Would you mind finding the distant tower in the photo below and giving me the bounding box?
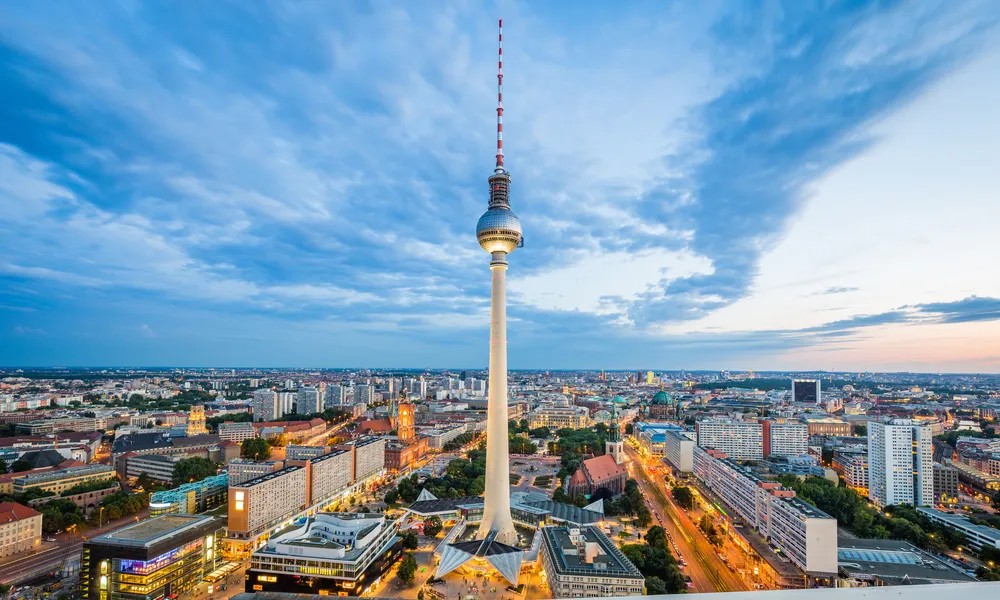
[397,388,415,443]
[186,405,208,436]
[474,17,522,547]
[606,403,624,464]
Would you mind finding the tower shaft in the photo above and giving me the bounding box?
[478,259,517,544]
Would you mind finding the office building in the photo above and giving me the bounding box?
[296,386,321,415]
[13,464,116,495]
[792,379,821,404]
[527,404,590,430]
[252,389,278,422]
[540,526,645,598]
[227,459,283,486]
[693,446,838,577]
[917,508,1000,551]
[80,514,224,599]
[149,473,228,516]
[933,463,959,503]
[126,454,184,483]
[804,417,852,437]
[246,513,402,595]
[0,502,42,559]
[227,467,308,556]
[663,430,695,473]
[762,420,809,458]
[868,419,933,508]
[218,421,255,443]
[695,419,763,460]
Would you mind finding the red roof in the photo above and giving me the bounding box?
[358,419,393,434]
[0,501,41,524]
[581,454,627,484]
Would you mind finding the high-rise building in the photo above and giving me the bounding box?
[792,379,821,404]
[252,389,278,422]
[868,419,933,508]
[354,384,374,405]
[325,384,346,407]
[761,419,809,458]
[645,371,655,385]
[296,386,321,415]
[695,419,763,460]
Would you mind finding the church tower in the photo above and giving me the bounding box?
[397,387,415,443]
[606,402,624,464]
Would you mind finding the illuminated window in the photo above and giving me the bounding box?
[99,576,108,590]
[235,491,245,501]
[235,501,244,511]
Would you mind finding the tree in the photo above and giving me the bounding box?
[241,438,272,461]
[401,530,419,550]
[424,516,443,537]
[384,489,400,506]
[671,486,694,510]
[0,460,6,475]
[635,505,652,528]
[644,576,667,595]
[992,492,1000,512]
[417,589,425,600]
[398,553,418,584]
[171,457,217,487]
[854,424,867,437]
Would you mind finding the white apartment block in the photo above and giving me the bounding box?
[219,421,256,443]
[229,466,309,541]
[349,436,386,482]
[325,384,346,407]
[227,459,283,486]
[309,449,354,504]
[253,389,278,422]
[297,387,321,415]
[695,419,763,460]
[424,425,469,449]
[354,384,374,405]
[277,391,296,417]
[763,420,809,458]
[664,430,695,473]
[868,419,933,508]
[692,446,838,575]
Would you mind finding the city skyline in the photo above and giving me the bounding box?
[3,2,1000,372]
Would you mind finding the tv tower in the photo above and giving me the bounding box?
[474,17,522,546]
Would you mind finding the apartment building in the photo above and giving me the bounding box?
[285,445,327,461]
[125,454,184,483]
[325,384,346,407]
[228,467,309,544]
[868,419,933,508]
[308,449,353,505]
[663,430,696,473]
[692,446,838,577]
[0,502,42,558]
[695,419,764,460]
[218,421,256,443]
[354,384,374,405]
[762,420,809,458]
[252,389,278,422]
[296,387,321,415]
[833,451,869,493]
[344,436,386,482]
[227,458,284,486]
[540,526,645,598]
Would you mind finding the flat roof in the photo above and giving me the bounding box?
[543,526,643,579]
[917,508,1000,541]
[837,537,975,584]
[92,514,217,548]
[14,463,113,483]
[235,466,302,488]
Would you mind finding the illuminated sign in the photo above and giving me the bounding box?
[119,541,200,575]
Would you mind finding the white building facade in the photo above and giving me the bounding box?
[868,419,933,508]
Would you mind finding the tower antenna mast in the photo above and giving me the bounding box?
[496,18,504,172]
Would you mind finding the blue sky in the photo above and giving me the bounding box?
[3,1,1000,371]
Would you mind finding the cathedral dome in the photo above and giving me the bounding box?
[651,391,673,405]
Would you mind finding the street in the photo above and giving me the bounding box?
[623,443,749,594]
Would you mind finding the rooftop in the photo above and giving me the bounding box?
[837,537,975,585]
[14,463,113,484]
[542,526,643,579]
[234,466,303,488]
[92,514,218,548]
[0,501,41,524]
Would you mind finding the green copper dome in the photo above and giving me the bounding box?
[651,390,673,405]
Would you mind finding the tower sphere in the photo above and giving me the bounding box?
[476,207,522,254]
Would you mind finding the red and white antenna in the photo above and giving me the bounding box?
[495,18,504,171]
